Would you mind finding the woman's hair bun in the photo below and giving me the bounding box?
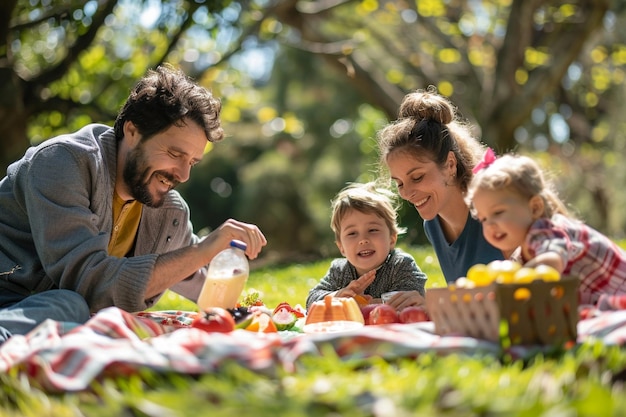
[398,86,454,125]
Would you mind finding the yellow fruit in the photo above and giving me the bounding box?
[534,265,560,282]
[514,267,537,284]
[493,260,522,284]
[467,264,495,286]
[496,273,515,284]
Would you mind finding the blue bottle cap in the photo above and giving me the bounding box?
[230,240,247,251]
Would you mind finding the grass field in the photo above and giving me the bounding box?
[3,245,626,416]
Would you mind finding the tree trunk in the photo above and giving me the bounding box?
[0,67,28,175]
[0,0,28,174]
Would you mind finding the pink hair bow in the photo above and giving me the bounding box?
[472,148,496,174]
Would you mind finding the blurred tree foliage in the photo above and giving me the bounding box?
[2,0,626,262]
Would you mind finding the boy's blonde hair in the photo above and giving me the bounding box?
[331,182,405,241]
[466,154,570,218]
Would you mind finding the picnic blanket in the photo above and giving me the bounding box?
[1,304,625,393]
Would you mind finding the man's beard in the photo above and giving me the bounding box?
[122,146,178,208]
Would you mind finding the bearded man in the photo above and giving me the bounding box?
[0,65,266,343]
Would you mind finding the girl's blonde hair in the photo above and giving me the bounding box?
[377,86,485,192]
[331,182,405,241]
[466,153,570,218]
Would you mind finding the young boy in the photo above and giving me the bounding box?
[306,182,427,311]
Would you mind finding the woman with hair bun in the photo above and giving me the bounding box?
[377,86,504,283]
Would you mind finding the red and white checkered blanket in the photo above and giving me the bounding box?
[1,305,625,393]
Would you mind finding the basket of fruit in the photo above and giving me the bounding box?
[425,261,579,346]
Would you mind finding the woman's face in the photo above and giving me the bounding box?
[386,150,456,220]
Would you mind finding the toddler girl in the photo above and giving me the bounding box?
[466,150,626,305]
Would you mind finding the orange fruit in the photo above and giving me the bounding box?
[244,312,278,333]
[353,294,369,306]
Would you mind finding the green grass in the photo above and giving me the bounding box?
[3,340,626,416]
[3,244,626,416]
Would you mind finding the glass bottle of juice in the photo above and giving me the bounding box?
[197,240,249,310]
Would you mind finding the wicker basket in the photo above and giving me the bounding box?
[425,276,579,345]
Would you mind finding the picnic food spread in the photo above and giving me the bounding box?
[190,258,580,347]
[191,290,438,335]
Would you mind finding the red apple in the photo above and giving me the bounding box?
[359,304,379,325]
[369,304,399,325]
[399,306,430,323]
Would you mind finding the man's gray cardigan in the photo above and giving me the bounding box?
[0,124,205,313]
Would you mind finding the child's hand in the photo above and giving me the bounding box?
[336,269,377,298]
[523,251,564,273]
[384,291,425,310]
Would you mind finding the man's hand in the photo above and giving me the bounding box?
[206,218,267,259]
[148,218,267,298]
